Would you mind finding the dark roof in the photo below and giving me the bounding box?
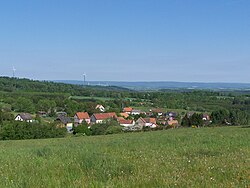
[187,111,195,118]
[167,112,178,117]
[17,113,32,120]
[56,116,72,124]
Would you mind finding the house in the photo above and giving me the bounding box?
[144,118,158,128]
[56,111,67,117]
[202,113,210,121]
[134,117,146,130]
[120,112,130,119]
[118,118,135,127]
[56,115,73,132]
[167,120,179,127]
[152,108,164,116]
[123,107,133,114]
[74,112,90,125]
[166,112,178,118]
[146,111,154,117]
[15,113,33,123]
[135,117,158,129]
[90,112,117,124]
[95,105,105,112]
[131,109,141,115]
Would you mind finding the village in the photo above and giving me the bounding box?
[14,104,211,133]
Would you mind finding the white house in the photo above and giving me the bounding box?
[15,113,33,123]
[135,117,158,129]
[131,109,141,115]
[118,118,135,127]
[95,105,105,112]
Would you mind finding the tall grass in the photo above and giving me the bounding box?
[0,127,249,187]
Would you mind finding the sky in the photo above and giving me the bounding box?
[0,0,250,82]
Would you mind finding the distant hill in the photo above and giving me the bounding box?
[0,77,131,94]
[55,80,250,91]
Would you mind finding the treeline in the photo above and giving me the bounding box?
[0,77,130,97]
[181,109,249,127]
[0,121,66,140]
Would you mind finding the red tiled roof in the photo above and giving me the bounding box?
[76,112,90,119]
[144,118,157,124]
[119,119,133,124]
[123,107,133,112]
[93,113,117,120]
[120,113,129,118]
[168,120,178,126]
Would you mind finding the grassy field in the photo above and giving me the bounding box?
[0,127,249,188]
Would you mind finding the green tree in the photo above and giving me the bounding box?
[190,113,203,127]
[37,99,56,114]
[181,114,190,127]
[211,109,230,125]
[73,121,92,136]
[14,97,35,113]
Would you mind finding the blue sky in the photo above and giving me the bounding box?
[0,0,249,82]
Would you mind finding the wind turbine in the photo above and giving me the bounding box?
[12,66,16,78]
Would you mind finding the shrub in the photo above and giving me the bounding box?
[0,121,67,140]
[105,126,122,135]
[91,119,122,135]
[73,124,92,136]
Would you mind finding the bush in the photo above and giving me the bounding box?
[105,126,122,135]
[73,124,92,136]
[90,123,108,135]
[0,121,67,140]
[91,119,122,135]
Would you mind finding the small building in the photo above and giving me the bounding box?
[120,112,130,119]
[74,112,90,125]
[90,112,117,124]
[131,109,141,115]
[167,120,179,127]
[56,115,73,132]
[118,118,135,127]
[144,118,158,128]
[166,112,178,118]
[152,108,164,116]
[15,113,33,123]
[202,113,210,121]
[123,107,133,114]
[95,105,105,112]
[135,117,146,129]
[135,117,158,129]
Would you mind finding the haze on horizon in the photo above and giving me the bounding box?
[0,0,250,83]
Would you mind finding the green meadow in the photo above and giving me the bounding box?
[0,127,249,188]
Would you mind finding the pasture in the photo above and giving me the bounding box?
[0,127,249,187]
